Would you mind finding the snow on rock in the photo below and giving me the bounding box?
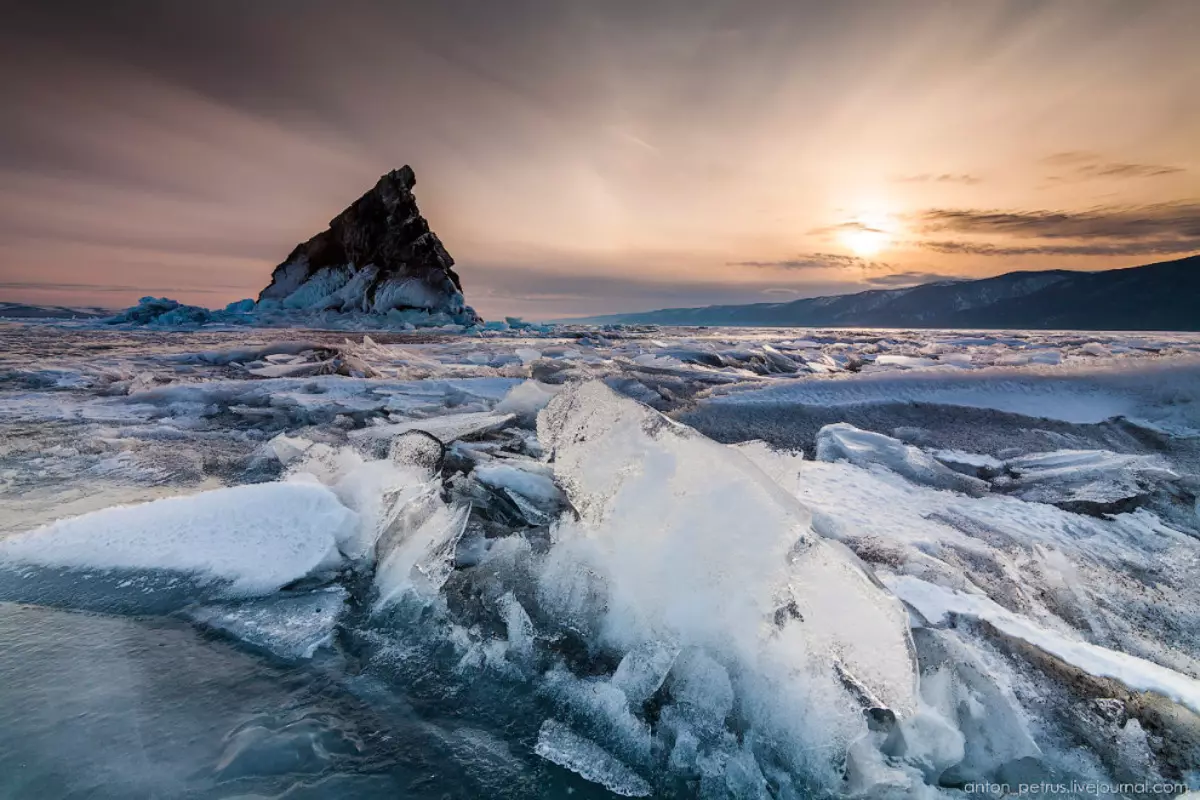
[258,165,479,325]
[816,422,989,496]
[0,484,357,595]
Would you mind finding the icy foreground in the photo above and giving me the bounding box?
[1,323,1200,797]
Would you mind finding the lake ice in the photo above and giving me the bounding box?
[1,321,1199,798]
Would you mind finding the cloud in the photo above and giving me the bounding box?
[1041,151,1184,181]
[893,173,982,185]
[919,202,1200,241]
[1041,151,1099,166]
[729,251,894,271]
[920,239,1200,257]
[914,201,1200,258]
[807,221,888,236]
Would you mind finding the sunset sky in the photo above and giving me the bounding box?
[1,0,1197,319]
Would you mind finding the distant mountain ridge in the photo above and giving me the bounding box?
[576,255,1200,331]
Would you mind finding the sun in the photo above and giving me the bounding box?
[839,226,891,257]
[837,212,896,257]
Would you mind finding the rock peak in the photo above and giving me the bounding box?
[257,165,477,324]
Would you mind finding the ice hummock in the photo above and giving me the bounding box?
[535,381,920,784]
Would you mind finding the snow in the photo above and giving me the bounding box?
[888,575,1200,715]
[0,483,357,595]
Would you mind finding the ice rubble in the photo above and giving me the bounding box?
[102,294,486,331]
[0,483,357,595]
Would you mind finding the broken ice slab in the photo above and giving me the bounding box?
[887,575,1200,716]
[351,411,516,444]
[1000,448,1179,515]
[932,448,1004,479]
[533,719,652,797]
[537,381,920,744]
[186,587,348,660]
[816,422,989,497]
[610,641,680,706]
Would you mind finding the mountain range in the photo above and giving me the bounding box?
[574,255,1199,331]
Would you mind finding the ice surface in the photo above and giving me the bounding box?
[0,483,356,595]
[534,719,652,797]
[707,358,1200,433]
[4,322,1200,796]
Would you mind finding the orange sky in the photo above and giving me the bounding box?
[1,1,1197,319]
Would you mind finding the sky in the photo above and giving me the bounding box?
[0,0,1197,319]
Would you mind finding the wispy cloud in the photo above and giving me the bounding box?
[916,201,1200,257]
[730,252,894,271]
[919,202,1200,240]
[921,240,1200,257]
[893,173,982,185]
[807,221,888,236]
[1041,151,1184,181]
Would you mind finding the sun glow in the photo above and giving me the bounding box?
[836,211,897,258]
[839,226,891,257]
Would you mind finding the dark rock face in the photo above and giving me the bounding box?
[258,166,477,322]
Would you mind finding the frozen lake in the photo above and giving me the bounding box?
[1,321,1199,798]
